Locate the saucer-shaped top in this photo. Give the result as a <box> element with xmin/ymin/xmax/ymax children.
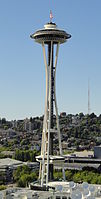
<box><xmin>30</xmin><ymin>22</ymin><xmax>71</xmax><ymax>44</ymax></box>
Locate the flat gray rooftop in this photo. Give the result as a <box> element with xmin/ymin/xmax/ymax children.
<box><xmin>0</xmin><ymin>158</ymin><xmax>23</xmax><ymax>168</ymax></box>
<box><xmin>54</xmin><ymin>162</ymin><xmax>100</xmax><ymax>170</ymax></box>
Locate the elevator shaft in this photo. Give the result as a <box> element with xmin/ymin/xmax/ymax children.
<box><xmin>48</xmin><ymin>42</ymin><xmax>54</xmax><ymax>180</ymax></box>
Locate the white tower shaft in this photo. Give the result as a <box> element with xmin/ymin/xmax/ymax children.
<box><xmin>38</xmin><ymin>41</ymin><xmax>65</xmax><ymax>186</ymax></box>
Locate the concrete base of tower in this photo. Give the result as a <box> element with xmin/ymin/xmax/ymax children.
<box><xmin>30</xmin><ymin>182</ymin><xmax>49</xmax><ymax>191</ymax></box>
<box><xmin>30</xmin><ymin>181</ymin><xmax>70</xmax><ymax>193</ymax></box>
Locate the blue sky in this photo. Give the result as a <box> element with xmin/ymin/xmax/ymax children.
<box><xmin>0</xmin><ymin>0</ymin><xmax>101</xmax><ymax>120</ymax></box>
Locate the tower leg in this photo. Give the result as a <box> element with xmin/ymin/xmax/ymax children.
<box><xmin>48</xmin><ymin>42</ymin><xmax>54</xmax><ymax>181</ymax></box>
<box><xmin>54</xmin><ymin>43</ymin><xmax>66</xmax><ymax>180</ymax></box>
<box><xmin>40</xmin><ymin>42</ymin><xmax>49</xmax><ymax>186</ymax></box>
<box><xmin>46</xmin><ymin>41</ymin><xmax>53</xmax><ymax>185</ymax></box>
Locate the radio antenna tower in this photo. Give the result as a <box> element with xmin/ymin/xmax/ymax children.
<box><xmin>88</xmin><ymin>79</ymin><xmax>90</xmax><ymax>115</ymax></box>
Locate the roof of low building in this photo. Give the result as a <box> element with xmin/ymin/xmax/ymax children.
<box><xmin>0</xmin><ymin>158</ymin><xmax>23</xmax><ymax>168</ymax></box>
<box><xmin>73</xmin><ymin>150</ymin><xmax>94</xmax><ymax>157</ymax></box>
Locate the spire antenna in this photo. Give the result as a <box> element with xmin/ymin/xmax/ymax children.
<box><xmin>50</xmin><ymin>10</ymin><xmax>53</xmax><ymax>22</ymax></box>
<box><xmin>88</xmin><ymin>79</ymin><xmax>90</xmax><ymax>115</ymax></box>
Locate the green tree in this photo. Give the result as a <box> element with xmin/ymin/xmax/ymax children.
<box><xmin>65</xmin><ymin>170</ymin><xmax>73</xmax><ymax>181</ymax></box>
<box><xmin>0</xmin><ymin>185</ymin><xmax>6</xmax><ymax>191</ymax></box>
<box><xmin>13</xmin><ymin>165</ymin><xmax>38</xmax><ymax>187</ymax></box>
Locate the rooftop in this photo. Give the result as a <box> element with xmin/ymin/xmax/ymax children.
<box><xmin>0</xmin><ymin>158</ymin><xmax>23</xmax><ymax>168</ymax></box>
<box><xmin>73</xmin><ymin>150</ymin><xmax>94</xmax><ymax>157</ymax></box>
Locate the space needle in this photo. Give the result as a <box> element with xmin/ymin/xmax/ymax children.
<box><xmin>30</xmin><ymin>11</ymin><xmax>71</xmax><ymax>187</ymax></box>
